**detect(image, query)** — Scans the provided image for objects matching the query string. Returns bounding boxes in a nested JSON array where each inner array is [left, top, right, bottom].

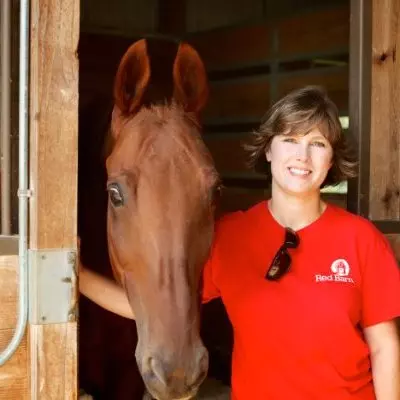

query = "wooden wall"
[[185, 5, 350, 213], [348, 0, 400, 261], [28, 0, 79, 398], [0, 255, 28, 400]]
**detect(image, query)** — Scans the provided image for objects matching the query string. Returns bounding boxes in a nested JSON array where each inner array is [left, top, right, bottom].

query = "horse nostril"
[[188, 348, 209, 388]]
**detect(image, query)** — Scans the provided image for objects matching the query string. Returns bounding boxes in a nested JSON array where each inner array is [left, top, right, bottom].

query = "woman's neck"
[[268, 185, 326, 231]]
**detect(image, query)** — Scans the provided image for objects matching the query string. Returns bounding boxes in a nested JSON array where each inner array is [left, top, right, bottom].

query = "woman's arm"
[[79, 263, 135, 320], [364, 319, 400, 400]]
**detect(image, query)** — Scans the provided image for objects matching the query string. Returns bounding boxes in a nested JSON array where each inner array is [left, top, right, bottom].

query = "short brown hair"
[[245, 85, 358, 188]]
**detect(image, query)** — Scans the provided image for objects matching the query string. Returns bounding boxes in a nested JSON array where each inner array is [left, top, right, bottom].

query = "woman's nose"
[[295, 143, 310, 161]]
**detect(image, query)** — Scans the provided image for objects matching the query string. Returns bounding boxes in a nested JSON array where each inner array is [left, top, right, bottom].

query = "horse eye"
[[107, 183, 124, 207]]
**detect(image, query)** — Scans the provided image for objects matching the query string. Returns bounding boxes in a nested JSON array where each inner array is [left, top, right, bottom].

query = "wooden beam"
[[347, 0, 372, 217], [29, 0, 79, 398], [370, 0, 400, 220]]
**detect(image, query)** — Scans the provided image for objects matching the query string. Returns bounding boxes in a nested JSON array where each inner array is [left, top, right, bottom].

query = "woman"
[[80, 86, 400, 399]]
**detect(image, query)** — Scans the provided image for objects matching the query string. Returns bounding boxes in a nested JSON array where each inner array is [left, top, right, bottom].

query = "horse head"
[[105, 38, 218, 399]]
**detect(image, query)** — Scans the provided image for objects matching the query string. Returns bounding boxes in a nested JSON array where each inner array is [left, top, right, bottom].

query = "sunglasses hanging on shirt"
[[265, 227, 299, 281]]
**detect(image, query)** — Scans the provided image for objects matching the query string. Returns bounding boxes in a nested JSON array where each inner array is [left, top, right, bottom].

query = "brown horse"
[[79, 38, 219, 399]]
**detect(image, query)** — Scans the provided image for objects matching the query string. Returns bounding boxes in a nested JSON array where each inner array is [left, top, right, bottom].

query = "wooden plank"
[[277, 68, 349, 112], [204, 134, 253, 174], [203, 79, 270, 121], [275, 6, 350, 58], [187, 24, 271, 70], [29, 0, 79, 399], [0, 256, 18, 329], [30, 324, 77, 400], [369, 0, 400, 220], [0, 256, 28, 399], [0, 330, 28, 380], [386, 234, 400, 263], [217, 187, 267, 215], [30, 0, 79, 250], [0, 377, 28, 400]]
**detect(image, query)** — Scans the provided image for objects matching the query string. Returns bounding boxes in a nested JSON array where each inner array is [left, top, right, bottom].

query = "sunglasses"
[[265, 228, 299, 281]]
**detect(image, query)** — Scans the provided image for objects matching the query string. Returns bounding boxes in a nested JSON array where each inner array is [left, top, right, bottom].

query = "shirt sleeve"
[[361, 226, 400, 328]]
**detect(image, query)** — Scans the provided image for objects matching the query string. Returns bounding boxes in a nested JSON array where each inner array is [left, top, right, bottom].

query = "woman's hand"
[[77, 236, 135, 320]]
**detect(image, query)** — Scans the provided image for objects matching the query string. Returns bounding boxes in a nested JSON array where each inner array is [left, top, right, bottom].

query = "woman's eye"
[[283, 137, 296, 143], [312, 141, 326, 148], [107, 183, 124, 207]]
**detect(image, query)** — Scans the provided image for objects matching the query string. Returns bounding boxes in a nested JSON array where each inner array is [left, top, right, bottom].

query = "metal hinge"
[[28, 248, 78, 324]]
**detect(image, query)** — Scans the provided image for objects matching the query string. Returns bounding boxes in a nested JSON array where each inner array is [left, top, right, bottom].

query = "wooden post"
[[29, 1, 79, 399], [349, 0, 400, 260], [370, 0, 400, 222]]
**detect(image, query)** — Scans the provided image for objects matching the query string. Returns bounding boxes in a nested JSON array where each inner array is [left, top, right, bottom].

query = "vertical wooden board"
[[29, 0, 79, 250], [29, 0, 79, 399], [29, 324, 77, 400], [370, 0, 400, 220]]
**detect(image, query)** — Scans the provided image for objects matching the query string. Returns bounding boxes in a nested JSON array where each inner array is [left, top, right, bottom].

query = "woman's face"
[[266, 127, 333, 197]]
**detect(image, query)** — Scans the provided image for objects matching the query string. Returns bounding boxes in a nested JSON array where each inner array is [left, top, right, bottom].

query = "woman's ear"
[[265, 147, 272, 162]]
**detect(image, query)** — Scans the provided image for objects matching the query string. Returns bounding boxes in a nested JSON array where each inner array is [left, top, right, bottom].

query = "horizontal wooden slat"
[[0, 257, 27, 400], [275, 6, 350, 58], [217, 187, 267, 215], [204, 79, 270, 121], [277, 68, 349, 112], [0, 256, 18, 329], [187, 24, 271, 70], [0, 236, 18, 255], [204, 134, 253, 174], [0, 331, 28, 380], [187, 7, 349, 72], [0, 377, 28, 400], [386, 234, 400, 263]]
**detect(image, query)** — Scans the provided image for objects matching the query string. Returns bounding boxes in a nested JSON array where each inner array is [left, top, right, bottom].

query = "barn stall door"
[[0, 1, 79, 399]]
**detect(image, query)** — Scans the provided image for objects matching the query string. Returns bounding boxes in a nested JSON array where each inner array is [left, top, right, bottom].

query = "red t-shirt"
[[202, 201, 400, 399]]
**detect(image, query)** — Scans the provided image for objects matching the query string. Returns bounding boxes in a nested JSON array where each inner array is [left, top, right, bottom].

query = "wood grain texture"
[[29, 0, 79, 250], [204, 79, 270, 121], [0, 256, 28, 399], [29, 0, 79, 399], [275, 6, 349, 58], [370, 0, 400, 220], [0, 256, 19, 329], [386, 234, 400, 262], [30, 324, 77, 400]]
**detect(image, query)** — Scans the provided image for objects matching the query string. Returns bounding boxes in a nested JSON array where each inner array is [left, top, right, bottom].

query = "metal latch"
[[28, 249, 77, 324]]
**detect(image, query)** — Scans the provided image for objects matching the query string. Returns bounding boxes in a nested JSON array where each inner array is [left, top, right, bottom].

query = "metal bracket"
[[28, 248, 77, 324]]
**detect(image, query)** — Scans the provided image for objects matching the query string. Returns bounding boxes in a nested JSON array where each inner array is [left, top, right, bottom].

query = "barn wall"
[[185, 5, 350, 213], [0, 254, 28, 400], [79, 2, 350, 215]]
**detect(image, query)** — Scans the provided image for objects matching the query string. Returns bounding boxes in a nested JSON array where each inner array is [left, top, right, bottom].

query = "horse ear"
[[172, 42, 209, 114], [113, 39, 151, 115]]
